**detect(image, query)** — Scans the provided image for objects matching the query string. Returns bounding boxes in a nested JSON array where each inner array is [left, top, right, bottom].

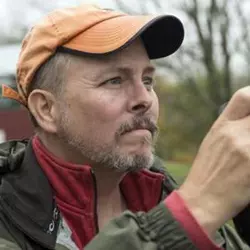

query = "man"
[[1, 3, 250, 250]]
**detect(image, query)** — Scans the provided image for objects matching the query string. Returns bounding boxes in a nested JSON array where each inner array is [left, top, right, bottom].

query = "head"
[[2, 4, 184, 172], [28, 38, 159, 172]]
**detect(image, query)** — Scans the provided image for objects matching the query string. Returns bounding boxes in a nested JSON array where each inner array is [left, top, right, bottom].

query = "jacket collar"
[[0, 139, 171, 249], [0, 140, 59, 249], [32, 136, 165, 248]]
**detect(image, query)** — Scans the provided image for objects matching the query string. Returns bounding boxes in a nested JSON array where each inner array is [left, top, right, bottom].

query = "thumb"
[[219, 87, 250, 121]]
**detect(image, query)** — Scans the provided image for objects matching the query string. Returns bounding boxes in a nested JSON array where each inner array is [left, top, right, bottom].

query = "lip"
[[124, 129, 152, 136]]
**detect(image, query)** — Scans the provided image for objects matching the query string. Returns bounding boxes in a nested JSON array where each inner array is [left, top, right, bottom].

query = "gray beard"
[[89, 148, 155, 172], [57, 128, 154, 172], [60, 134, 154, 172], [57, 111, 157, 172]]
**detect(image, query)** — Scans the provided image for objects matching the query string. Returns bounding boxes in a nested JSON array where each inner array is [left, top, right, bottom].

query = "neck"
[[37, 132, 92, 165], [37, 133, 127, 183], [93, 166, 127, 229], [36, 133, 127, 228], [93, 164, 125, 189]]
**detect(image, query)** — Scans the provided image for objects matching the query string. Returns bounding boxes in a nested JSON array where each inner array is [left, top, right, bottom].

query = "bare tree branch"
[[219, 0, 232, 101], [150, 0, 163, 13], [187, 0, 206, 50], [137, 0, 148, 14], [115, 0, 138, 14], [235, 0, 250, 83]]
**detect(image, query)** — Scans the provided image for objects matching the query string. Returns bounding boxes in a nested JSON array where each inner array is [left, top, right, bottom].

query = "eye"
[[143, 77, 154, 90], [103, 77, 122, 85]]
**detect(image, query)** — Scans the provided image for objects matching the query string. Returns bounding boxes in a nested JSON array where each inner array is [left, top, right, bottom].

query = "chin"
[[107, 148, 154, 172], [105, 142, 155, 172], [130, 147, 154, 162], [128, 143, 153, 155]]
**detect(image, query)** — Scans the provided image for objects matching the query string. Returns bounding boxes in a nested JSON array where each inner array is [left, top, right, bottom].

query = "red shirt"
[[32, 136, 222, 249]]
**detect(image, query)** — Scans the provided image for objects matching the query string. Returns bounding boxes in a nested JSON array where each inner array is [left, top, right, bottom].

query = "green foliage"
[[165, 161, 190, 184], [155, 76, 216, 162], [154, 72, 248, 162]]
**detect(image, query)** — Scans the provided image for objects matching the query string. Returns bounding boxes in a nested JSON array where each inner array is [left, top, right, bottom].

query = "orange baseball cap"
[[2, 4, 184, 107]]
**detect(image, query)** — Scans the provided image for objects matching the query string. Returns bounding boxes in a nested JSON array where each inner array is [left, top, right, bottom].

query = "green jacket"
[[0, 140, 248, 250]]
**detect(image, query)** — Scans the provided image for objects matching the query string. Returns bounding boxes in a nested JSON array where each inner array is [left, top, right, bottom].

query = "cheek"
[[151, 92, 159, 121], [67, 91, 125, 134], [87, 90, 126, 122]]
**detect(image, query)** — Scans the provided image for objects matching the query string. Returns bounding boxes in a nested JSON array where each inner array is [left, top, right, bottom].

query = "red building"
[[0, 108, 33, 142], [0, 44, 34, 143]]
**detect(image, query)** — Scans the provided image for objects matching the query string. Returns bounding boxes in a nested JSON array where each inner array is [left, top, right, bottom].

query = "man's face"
[[56, 39, 159, 171]]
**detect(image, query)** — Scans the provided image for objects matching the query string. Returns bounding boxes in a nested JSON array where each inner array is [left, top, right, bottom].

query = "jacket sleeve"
[[221, 225, 250, 250], [86, 202, 198, 250], [85, 202, 250, 250]]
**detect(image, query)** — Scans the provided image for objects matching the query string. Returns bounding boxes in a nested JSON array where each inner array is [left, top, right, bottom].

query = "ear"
[[28, 90, 59, 133]]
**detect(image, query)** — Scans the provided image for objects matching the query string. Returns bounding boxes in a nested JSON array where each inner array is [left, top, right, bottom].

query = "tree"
[[115, 0, 250, 121], [0, 0, 79, 45], [155, 76, 214, 161], [115, 0, 250, 160]]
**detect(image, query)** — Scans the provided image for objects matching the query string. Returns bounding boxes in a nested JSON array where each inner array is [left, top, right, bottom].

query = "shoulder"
[[0, 140, 28, 174]]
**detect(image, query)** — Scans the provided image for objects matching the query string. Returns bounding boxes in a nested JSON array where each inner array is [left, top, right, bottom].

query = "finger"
[[219, 87, 250, 121]]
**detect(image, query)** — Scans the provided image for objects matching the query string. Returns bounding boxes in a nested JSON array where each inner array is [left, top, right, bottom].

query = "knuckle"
[[231, 137, 242, 151], [233, 87, 250, 104], [230, 136, 250, 159], [227, 134, 238, 151], [218, 123, 233, 139], [219, 125, 241, 149], [219, 122, 250, 158]]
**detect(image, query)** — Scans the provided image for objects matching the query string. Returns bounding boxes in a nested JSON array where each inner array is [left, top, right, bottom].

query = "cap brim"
[[61, 14, 184, 59]]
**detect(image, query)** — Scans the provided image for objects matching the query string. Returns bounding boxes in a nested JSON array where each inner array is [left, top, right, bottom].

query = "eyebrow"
[[115, 65, 156, 75], [90, 64, 156, 82]]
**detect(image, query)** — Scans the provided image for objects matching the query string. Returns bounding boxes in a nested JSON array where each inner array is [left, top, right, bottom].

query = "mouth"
[[121, 128, 157, 142], [121, 126, 153, 136], [117, 118, 158, 139], [124, 129, 152, 136]]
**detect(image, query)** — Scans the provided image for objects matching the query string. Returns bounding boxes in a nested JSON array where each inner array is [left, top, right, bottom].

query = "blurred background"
[[0, 0, 250, 183]]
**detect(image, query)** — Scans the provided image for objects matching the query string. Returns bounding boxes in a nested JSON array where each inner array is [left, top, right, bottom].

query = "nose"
[[127, 83, 153, 115]]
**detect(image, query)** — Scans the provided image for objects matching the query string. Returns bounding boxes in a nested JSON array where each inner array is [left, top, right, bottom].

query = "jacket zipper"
[[91, 169, 99, 234]]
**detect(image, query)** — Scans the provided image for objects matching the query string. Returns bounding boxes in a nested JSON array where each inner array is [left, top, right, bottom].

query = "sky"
[[0, 0, 183, 77], [0, 0, 183, 32]]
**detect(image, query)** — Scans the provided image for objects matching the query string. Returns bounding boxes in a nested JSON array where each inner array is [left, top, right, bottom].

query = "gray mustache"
[[116, 117, 158, 137]]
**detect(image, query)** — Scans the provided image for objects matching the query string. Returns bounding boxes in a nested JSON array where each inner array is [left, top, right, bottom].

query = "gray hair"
[[27, 51, 73, 127]]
